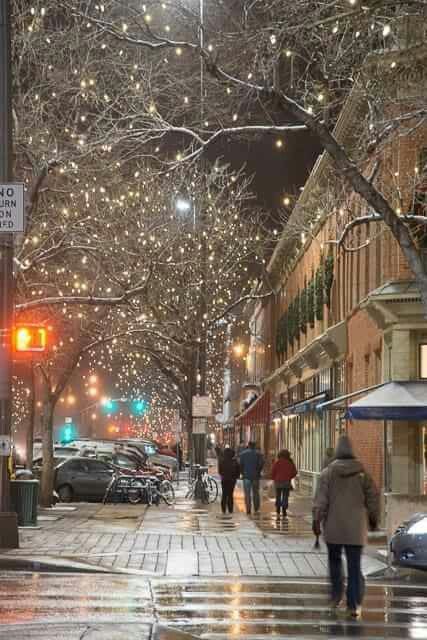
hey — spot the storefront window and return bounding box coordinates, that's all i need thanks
[420,344,427,379]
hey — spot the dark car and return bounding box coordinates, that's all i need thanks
[32,456,67,480]
[55,457,115,502]
[391,513,427,569]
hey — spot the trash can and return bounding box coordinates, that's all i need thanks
[10,479,39,527]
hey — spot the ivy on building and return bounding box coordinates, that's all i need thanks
[315,263,324,321]
[324,252,334,308]
[275,254,335,356]
[307,274,315,328]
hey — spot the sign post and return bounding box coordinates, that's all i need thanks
[192,395,212,466]
[0,0,19,548]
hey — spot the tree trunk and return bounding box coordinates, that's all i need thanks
[26,365,36,471]
[40,397,55,507]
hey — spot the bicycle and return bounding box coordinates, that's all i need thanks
[104,472,175,506]
[186,465,218,504]
[127,476,176,506]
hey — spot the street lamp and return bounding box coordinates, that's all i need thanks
[175,197,192,214]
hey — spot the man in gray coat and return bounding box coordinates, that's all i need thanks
[313,434,379,618]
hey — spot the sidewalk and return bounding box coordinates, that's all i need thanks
[0,478,387,578]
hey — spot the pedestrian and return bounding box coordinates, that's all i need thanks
[239,441,264,515]
[312,434,379,619]
[321,446,335,469]
[271,449,297,518]
[177,443,183,470]
[215,444,222,460]
[218,447,240,515]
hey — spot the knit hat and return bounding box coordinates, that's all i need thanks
[334,434,355,459]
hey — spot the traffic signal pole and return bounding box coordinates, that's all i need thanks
[0,0,19,547]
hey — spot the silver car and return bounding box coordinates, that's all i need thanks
[391,513,427,569]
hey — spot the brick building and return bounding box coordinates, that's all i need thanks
[228,41,427,507]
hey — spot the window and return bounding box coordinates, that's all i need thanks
[87,460,111,473]
[420,344,427,379]
[65,460,85,472]
[415,148,427,217]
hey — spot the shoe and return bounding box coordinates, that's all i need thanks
[348,606,362,619]
[282,510,287,517]
[329,598,341,611]
[246,509,251,515]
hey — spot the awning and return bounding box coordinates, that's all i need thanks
[282,392,329,416]
[346,381,427,421]
[235,391,270,427]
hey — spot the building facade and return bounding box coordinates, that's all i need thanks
[228,42,427,508]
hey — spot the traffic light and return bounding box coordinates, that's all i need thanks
[101,398,118,414]
[13,325,47,352]
[131,399,147,415]
[59,422,77,444]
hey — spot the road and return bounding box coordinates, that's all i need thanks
[1,571,427,638]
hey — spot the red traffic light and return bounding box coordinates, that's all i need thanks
[13,325,47,352]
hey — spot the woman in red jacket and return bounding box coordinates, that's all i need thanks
[271,449,297,517]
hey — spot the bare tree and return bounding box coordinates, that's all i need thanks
[57,1,427,306]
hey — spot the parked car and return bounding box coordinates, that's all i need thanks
[32,456,67,479]
[391,513,427,569]
[55,457,115,502]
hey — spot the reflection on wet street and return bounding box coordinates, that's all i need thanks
[1,572,427,638]
[143,484,313,537]
[154,578,427,638]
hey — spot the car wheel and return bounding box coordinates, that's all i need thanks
[57,484,73,503]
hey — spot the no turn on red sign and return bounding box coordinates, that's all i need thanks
[0,184,25,232]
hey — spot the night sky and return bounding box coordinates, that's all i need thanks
[208,130,321,212]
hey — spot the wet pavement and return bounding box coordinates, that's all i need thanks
[1,572,427,638]
[0,479,386,578]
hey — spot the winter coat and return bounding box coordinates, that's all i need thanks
[219,456,240,483]
[313,458,379,546]
[239,448,264,481]
[271,458,297,486]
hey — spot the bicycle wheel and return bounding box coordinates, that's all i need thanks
[159,480,175,505]
[205,476,218,503]
[128,480,144,504]
[185,480,196,499]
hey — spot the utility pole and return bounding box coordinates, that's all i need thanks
[0,0,19,547]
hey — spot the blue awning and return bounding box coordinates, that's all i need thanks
[282,392,329,416]
[345,381,427,421]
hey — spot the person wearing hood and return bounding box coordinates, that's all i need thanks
[313,434,379,619]
[218,448,240,515]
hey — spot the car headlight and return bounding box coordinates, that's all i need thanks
[407,517,427,535]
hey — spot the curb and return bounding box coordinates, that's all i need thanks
[0,554,114,574]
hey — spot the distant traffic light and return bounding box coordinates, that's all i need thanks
[59,422,77,444]
[101,398,118,414]
[13,325,47,353]
[131,399,147,415]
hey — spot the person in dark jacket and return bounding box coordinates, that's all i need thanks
[218,448,240,514]
[313,434,379,618]
[239,441,264,514]
[271,449,297,517]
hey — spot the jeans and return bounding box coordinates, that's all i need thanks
[221,480,236,513]
[243,478,260,513]
[275,486,290,513]
[327,543,365,610]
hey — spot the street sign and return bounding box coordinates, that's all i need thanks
[192,395,213,417]
[0,436,11,456]
[0,183,24,233]
[193,418,207,434]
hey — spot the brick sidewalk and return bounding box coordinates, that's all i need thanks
[0,481,386,578]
